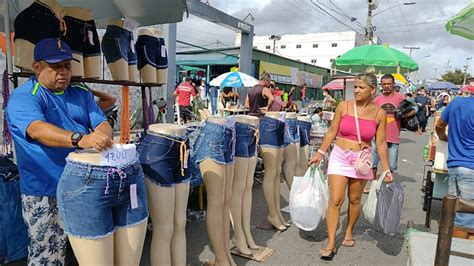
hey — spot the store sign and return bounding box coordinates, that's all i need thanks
[298,71,323,87]
[260,61,294,84]
[237,22,251,33]
[269,74,292,84]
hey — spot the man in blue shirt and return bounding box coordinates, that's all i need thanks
[436,87,474,239]
[6,38,113,265]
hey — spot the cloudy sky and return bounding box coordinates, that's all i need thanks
[176,0,473,81]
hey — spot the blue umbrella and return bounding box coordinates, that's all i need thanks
[427,81,459,91]
[209,71,259,87]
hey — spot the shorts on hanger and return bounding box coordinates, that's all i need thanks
[297,120,312,147]
[138,133,190,187]
[62,16,101,58]
[235,122,258,158]
[284,118,300,146]
[135,35,168,70]
[57,157,148,239]
[14,2,62,44]
[101,25,137,66]
[259,116,286,149]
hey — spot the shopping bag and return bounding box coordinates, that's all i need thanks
[289,165,328,231]
[374,182,405,235]
[362,171,388,224]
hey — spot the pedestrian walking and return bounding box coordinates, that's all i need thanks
[174,77,196,124]
[415,87,430,134]
[301,84,307,108]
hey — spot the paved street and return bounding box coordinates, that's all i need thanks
[139,119,440,265]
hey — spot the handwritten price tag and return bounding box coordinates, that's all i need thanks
[123,18,139,32]
[100,144,136,166]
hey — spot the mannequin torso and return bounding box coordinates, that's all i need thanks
[232,115,259,127]
[67,149,102,164]
[265,111,285,120]
[286,112,298,119]
[148,123,186,137]
[207,117,227,125]
[297,115,311,122]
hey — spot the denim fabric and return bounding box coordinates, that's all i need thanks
[259,116,286,148]
[371,140,399,171]
[14,2,61,44]
[448,167,474,228]
[138,133,190,187]
[297,120,312,147]
[210,96,218,115]
[187,124,204,187]
[21,195,67,265]
[135,35,168,70]
[235,122,258,158]
[284,118,300,146]
[62,16,101,57]
[57,157,148,239]
[101,25,137,65]
[0,178,28,264]
[193,120,236,165]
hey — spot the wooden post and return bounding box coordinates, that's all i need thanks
[435,195,457,266]
[120,85,130,143]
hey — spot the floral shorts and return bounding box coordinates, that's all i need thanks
[21,195,67,266]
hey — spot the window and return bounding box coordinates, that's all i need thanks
[296,44,302,48]
[313,44,318,48]
[331,43,338,47]
[311,59,317,64]
[280,44,286,49]
[265,45,271,49]
[330,59,335,63]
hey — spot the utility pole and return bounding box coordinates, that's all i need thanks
[269,34,281,54]
[463,57,472,85]
[403,46,420,57]
[365,0,377,44]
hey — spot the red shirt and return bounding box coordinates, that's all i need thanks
[374,92,405,144]
[175,82,196,107]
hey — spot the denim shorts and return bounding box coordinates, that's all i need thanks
[101,25,137,65]
[62,16,101,57]
[14,2,62,44]
[297,120,312,147]
[371,140,399,171]
[57,157,148,239]
[138,133,190,187]
[193,120,236,164]
[187,124,204,187]
[259,116,286,148]
[235,122,258,158]
[135,35,168,70]
[448,167,474,228]
[284,118,300,146]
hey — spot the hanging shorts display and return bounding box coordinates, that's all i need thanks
[14,1,62,44]
[259,116,286,149]
[101,25,138,66]
[297,120,312,147]
[135,35,168,70]
[234,122,258,158]
[193,120,236,165]
[62,15,101,58]
[284,118,300,146]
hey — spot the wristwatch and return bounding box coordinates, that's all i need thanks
[71,132,83,147]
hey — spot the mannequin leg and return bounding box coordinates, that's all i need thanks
[171,182,190,266]
[274,149,290,227]
[200,159,230,266]
[224,163,236,266]
[296,145,310,176]
[140,64,157,84]
[260,147,286,230]
[114,221,147,266]
[108,59,129,81]
[283,143,298,189]
[157,69,168,84]
[230,157,252,255]
[68,235,114,265]
[84,56,102,78]
[129,65,138,82]
[70,53,84,77]
[242,156,259,249]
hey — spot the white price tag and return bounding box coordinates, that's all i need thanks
[123,18,138,32]
[100,144,136,166]
[130,184,138,209]
[279,112,286,122]
[183,150,190,169]
[131,39,136,53]
[88,30,94,45]
[161,45,166,58]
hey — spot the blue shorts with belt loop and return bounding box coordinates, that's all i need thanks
[235,122,258,158]
[284,118,300,146]
[259,116,286,149]
[57,157,148,239]
[193,120,236,165]
[297,120,312,147]
[101,25,137,65]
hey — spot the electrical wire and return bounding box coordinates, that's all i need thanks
[309,0,365,35]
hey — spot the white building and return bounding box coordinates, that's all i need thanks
[236,31,366,69]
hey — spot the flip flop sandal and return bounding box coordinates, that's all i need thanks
[320,248,337,261]
[342,239,356,247]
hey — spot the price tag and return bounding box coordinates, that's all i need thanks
[100,144,136,166]
[161,45,166,58]
[183,150,190,169]
[130,184,138,209]
[123,18,138,32]
[88,30,94,45]
[131,39,136,53]
[279,112,286,122]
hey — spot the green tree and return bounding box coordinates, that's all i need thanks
[441,68,471,85]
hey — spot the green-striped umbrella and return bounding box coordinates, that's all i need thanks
[446,2,474,40]
[334,44,419,74]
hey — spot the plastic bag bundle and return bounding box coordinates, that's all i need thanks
[362,171,387,224]
[289,166,328,231]
[374,182,405,235]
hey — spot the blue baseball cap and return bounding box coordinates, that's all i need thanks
[34,38,80,63]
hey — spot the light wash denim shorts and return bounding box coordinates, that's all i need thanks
[259,116,286,148]
[448,166,474,228]
[193,120,236,164]
[57,157,148,239]
[235,122,258,158]
[284,118,300,146]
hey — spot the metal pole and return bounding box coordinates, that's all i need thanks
[434,195,457,266]
[4,0,13,75]
[365,6,373,44]
[463,57,472,85]
[165,23,177,123]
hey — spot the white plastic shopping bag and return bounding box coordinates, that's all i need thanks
[362,171,389,224]
[289,165,328,231]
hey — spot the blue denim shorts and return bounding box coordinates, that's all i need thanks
[193,120,236,164]
[101,25,137,65]
[235,122,258,158]
[371,140,399,171]
[138,133,190,187]
[297,120,312,147]
[57,157,148,239]
[259,116,286,148]
[135,35,168,70]
[187,124,204,187]
[284,118,300,146]
[448,166,474,228]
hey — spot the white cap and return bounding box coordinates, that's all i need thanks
[202,78,206,81]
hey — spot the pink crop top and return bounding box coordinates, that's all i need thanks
[337,103,379,143]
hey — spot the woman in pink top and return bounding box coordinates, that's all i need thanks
[309,73,393,260]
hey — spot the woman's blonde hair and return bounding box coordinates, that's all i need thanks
[356,72,377,89]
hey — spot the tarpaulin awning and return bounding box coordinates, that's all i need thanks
[446,2,474,40]
[322,78,354,90]
[176,53,238,66]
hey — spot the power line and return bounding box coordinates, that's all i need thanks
[309,0,365,35]
[376,19,448,29]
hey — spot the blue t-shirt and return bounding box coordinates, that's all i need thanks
[440,96,474,170]
[6,79,107,196]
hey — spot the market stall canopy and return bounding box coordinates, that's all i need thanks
[445,2,474,40]
[427,81,459,91]
[1,0,186,29]
[334,44,419,74]
[322,78,354,91]
[210,71,258,87]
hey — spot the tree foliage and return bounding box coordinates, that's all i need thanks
[441,68,472,85]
